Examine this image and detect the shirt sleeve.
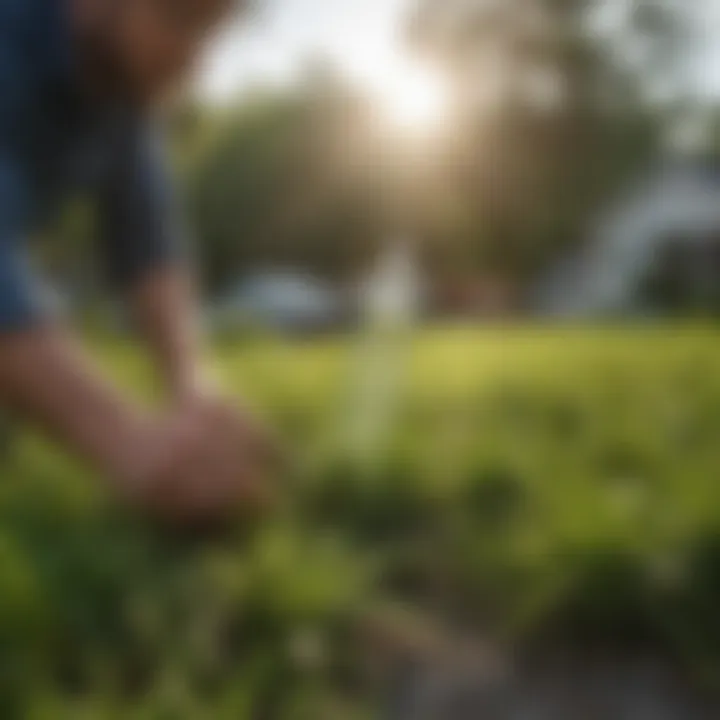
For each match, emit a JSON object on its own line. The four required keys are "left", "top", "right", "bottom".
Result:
{"left": 0, "top": 155, "right": 53, "bottom": 331}
{"left": 98, "top": 121, "right": 187, "bottom": 290}
{"left": 0, "top": 4, "right": 54, "bottom": 331}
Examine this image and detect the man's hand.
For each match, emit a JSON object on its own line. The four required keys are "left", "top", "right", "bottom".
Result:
{"left": 0, "top": 327, "right": 277, "bottom": 528}
{"left": 127, "top": 267, "right": 280, "bottom": 525}
{"left": 121, "top": 396, "right": 277, "bottom": 526}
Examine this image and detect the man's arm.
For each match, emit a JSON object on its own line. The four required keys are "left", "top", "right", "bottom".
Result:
{"left": 99, "top": 120, "right": 211, "bottom": 401}
{"left": 0, "top": 327, "right": 152, "bottom": 481}
{"left": 0, "top": 156, "right": 267, "bottom": 522}
{"left": 0, "top": 324, "right": 272, "bottom": 521}
{"left": 0, "top": 155, "right": 154, "bottom": 483}
{"left": 129, "top": 265, "right": 209, "bottom": 402}
{"left": 95, "top": 121, "right": 277, "bottom": 508}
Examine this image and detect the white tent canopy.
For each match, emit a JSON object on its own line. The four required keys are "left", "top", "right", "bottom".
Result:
{"left": 537, "top": 160, "right": 720, "bottom": 316}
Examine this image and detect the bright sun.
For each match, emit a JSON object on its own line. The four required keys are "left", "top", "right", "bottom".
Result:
{"left": 381, "top": 64, "right": 449, "bottom": 131}
{"left": 348, "top": 48, "right": 450, "bottom": 133}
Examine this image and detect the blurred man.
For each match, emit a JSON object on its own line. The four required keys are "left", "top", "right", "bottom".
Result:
{"left": 0, "top": 0, "right": 274, "bottom": 524}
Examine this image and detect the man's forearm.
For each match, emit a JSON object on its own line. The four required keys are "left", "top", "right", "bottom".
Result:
{"left": 0, "top": 327, "right": 150, "bottom": 478}
{"left": 129, "top": 266, "right": 209, "bottom": 401}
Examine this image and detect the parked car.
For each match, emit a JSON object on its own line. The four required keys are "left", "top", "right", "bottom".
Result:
{"left": 209, "top": 271, "right": 346, "bottom": 334}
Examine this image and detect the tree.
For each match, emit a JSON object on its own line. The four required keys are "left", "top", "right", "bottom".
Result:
{"left": 183, "top": 64, "right": 381, "bottom": 294}
{"left": 406, "top": 0, "right": 695, "bottom": 278}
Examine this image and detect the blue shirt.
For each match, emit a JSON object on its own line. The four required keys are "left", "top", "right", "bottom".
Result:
{"left": 0, "top": 0, "right": 181, "bottom": 330}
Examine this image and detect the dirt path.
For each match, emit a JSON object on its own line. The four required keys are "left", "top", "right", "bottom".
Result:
{"left": 386, "top": 654, "right": 719, "bottom": 719}
{"left": 360, "top": 609, "right": 720, "bottom": 719}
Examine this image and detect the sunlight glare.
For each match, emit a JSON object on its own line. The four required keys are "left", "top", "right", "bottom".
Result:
{"left": 348, "top": 46, "right": 451, "bottom": 134}
{"left": 378, "top": 62, "right": 449, "bottom": 133}
{"left": 379, "top": 63, "right": 449, "bottom": 132}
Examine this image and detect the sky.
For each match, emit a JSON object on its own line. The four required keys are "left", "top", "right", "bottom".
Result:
{"left": 199, "top": 0, "right": 412, "bottom": 101}
{"left": 198, "top": 0, "right": 720, "bottom": 103}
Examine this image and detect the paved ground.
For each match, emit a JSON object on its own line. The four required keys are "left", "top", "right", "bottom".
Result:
{"left": 385, "top": 654, "right": 719, "bottom": 720}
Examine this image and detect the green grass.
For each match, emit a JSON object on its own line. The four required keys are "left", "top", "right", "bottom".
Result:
{"left": 2, "top": 324, "right": 720, "bottom": 716}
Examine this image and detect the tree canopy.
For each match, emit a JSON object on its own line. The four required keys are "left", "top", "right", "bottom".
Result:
{"left": 179, "top": 1, "right": 708, "bottom": 291}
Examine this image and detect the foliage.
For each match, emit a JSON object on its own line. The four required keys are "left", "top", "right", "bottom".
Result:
{"left": 404, "top": 0, "right": 694, "bottom": 276}
{"left": 176, "top": 2, "right": 703, "bottom": 289}
{"left": 182, "top": 73, "right": 381, "bottom": 294}
{"left": 2, "top": 326, "right": 720, "bottom": 715}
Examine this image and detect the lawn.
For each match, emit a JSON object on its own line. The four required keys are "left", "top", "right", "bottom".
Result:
{"left": 2, "top": 324, "right": 720, "bottom": 717}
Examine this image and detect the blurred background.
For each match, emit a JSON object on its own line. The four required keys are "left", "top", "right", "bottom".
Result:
{"left": 5, "top": 0, "right": 720, "bottom": 717}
